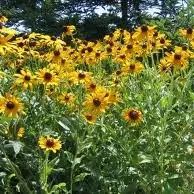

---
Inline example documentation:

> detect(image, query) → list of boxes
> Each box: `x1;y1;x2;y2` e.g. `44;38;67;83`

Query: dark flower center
90;84;96;89
18;42;24;48
187;27;193;34
24;75;31;81
87;47;93;52
182;45;187;51
81;48;86;54
95;52;101;57
141;25;148;32
174;53;181;60
107;48;112;53
160;38;165;44
29;41;36;47
128;110;139;120
23;33;29;39
114;80;119;84
153;31;158;37
78;72;86;79
108;41;114;47
129;64;135;70
104;93;109;97
6;101;15;109
51;36;56;41
64;96;70;101
54;50;60;56
127;44;133;49
142;44;147;49
44;72;52;81
120;55;126;59
46;139;55;148
93;98;101;106
116;70;122;75
63;26;68;33
86;115;93;121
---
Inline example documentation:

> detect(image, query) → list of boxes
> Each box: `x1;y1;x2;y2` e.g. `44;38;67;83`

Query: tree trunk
121;0;128;28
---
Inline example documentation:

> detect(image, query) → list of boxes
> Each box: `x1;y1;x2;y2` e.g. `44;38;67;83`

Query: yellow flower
0;15;8;23
179;27;194;40
69;71;92;85
83;88;109;114
38;136;62;153
165;52;188;70
132;25;156;41
0;93;24;117
158;58;173;74
14;69;36;90
17;127;25;138
123;108;143;125
122;60;144;74
36;68;60;86
57;92;75;105
62;25;76;36
83;112;98;124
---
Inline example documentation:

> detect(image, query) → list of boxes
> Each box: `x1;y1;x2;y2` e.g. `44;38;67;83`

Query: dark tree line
0;0;184;39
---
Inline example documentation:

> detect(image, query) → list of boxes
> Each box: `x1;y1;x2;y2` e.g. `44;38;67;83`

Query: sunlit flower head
14;69;36;90
0;93;24;117
38;136;62;153
123;108;143;125
17;127;25;138
63;25;76;36
36;68;60;86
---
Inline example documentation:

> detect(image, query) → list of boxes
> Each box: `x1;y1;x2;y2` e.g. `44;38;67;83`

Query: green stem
42;151;49;192
0;145;32;194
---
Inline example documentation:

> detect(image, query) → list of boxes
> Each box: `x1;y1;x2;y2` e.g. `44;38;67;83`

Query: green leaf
72;156;84;169
57;121;71;132
138;154;153;164
74;173;89;183
63;151;74;163
50;182;67;194
8;141;23;155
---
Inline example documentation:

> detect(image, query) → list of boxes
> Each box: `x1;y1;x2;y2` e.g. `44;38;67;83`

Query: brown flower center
46;139;55;148
51;36;56;41
90;83;96;89
6;101;15;109
142;44;147;49
64;96;70;101
95;52;101;57
18;42;24;48
160;38;165;44
153;31;158;37
129;64;135;70
127;44;133;50
44;72;52;81
152;42;156;47
63;26;68;33
24;75;31;81
29;41;36;47
78;72;86;79
128;110;139;120
107;47;112;53
182;45;187;51
87;47;93;52
86;114;93;121
141;25;148;32
120;55;126;59
187;27;193;35
93;98;101;106
54;50;60;56
174;53;181;60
